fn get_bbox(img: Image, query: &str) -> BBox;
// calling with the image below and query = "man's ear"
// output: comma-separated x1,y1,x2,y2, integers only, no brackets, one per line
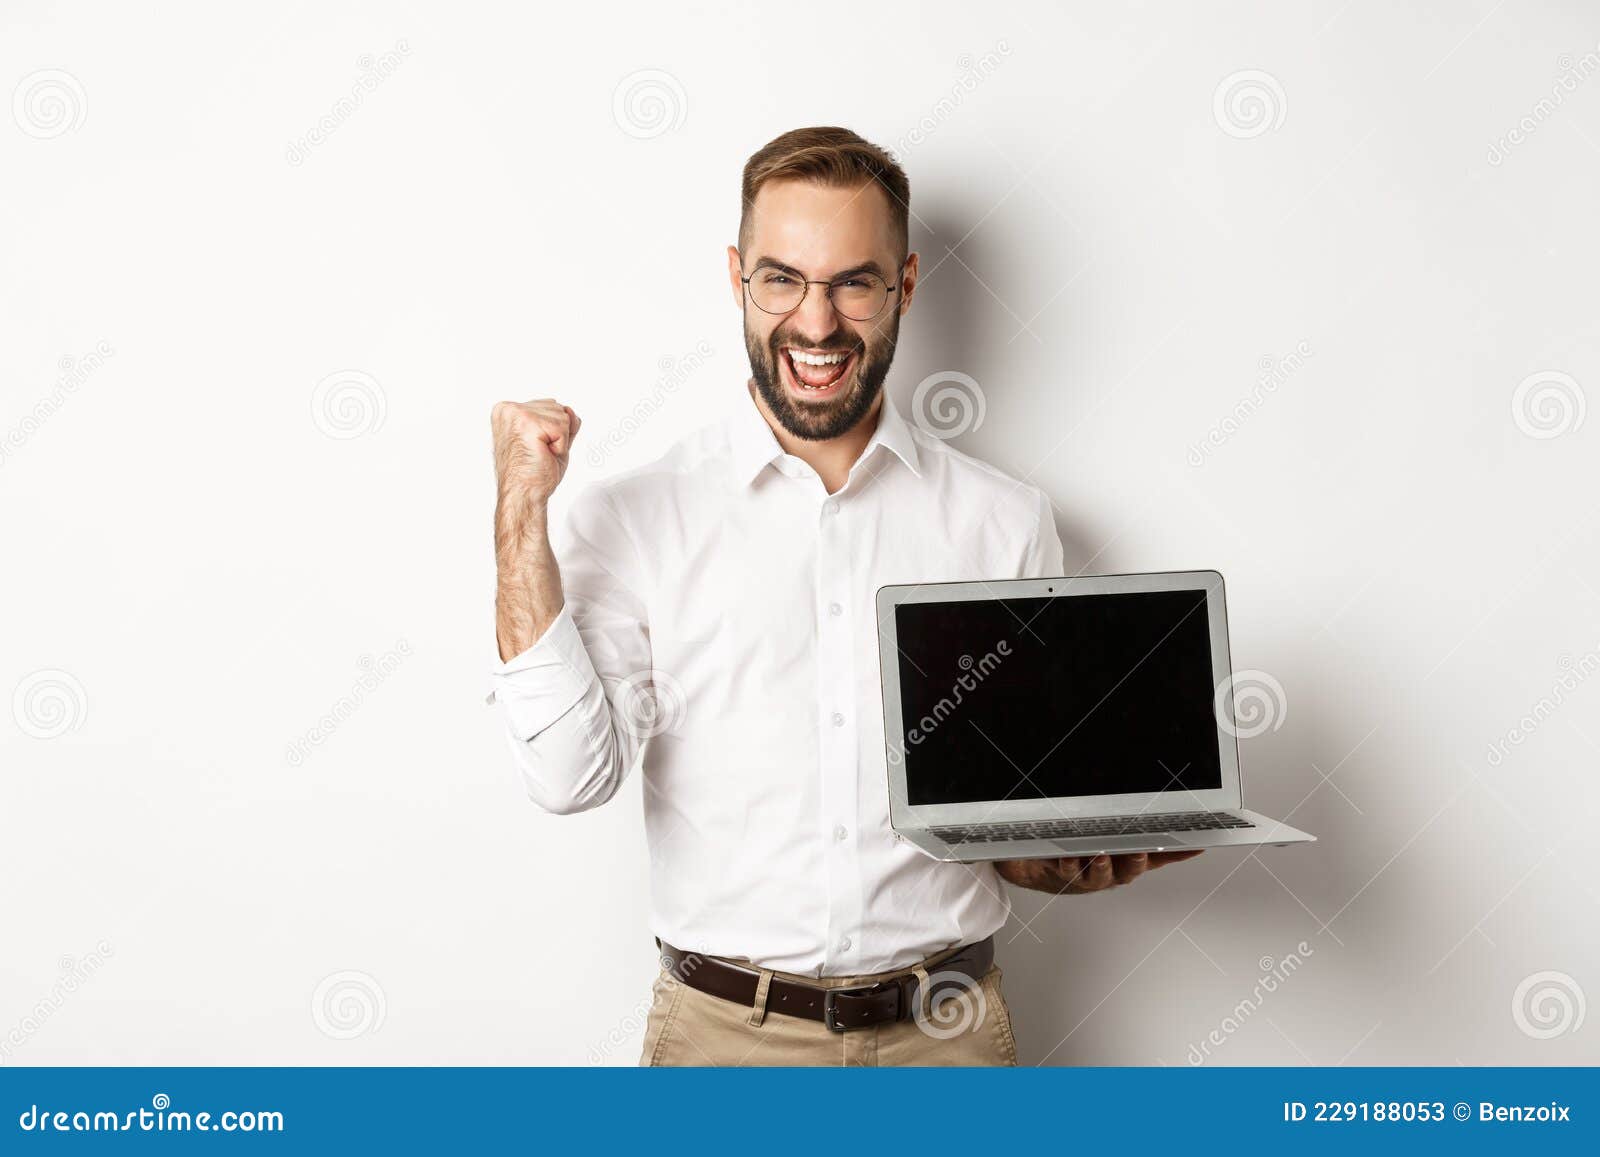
726,245,745,310
897,251,920,316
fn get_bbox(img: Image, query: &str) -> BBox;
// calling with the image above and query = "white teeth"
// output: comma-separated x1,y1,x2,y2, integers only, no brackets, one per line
789,349,847,366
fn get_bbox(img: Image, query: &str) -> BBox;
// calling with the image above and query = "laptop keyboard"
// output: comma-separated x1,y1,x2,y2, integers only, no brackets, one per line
930,810,1254,844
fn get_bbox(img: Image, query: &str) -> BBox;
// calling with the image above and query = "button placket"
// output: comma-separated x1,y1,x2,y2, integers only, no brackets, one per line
816,491,862,974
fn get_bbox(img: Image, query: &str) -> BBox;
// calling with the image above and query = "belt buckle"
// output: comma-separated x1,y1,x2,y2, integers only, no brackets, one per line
822,981,898,1033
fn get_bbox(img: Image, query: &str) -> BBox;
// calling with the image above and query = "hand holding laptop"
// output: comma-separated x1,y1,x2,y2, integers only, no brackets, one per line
995,849,1205,895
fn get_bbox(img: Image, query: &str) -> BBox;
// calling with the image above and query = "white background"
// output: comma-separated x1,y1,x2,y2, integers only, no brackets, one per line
3,0,1596,1066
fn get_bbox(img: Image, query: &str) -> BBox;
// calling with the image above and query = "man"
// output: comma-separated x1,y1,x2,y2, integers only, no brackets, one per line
488,126,1201,1066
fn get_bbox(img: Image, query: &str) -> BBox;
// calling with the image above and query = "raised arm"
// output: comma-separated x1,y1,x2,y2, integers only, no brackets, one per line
489,399,649,814
493,399,578,660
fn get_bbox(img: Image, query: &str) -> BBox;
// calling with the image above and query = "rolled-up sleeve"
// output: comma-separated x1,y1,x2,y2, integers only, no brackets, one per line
487,486,650,815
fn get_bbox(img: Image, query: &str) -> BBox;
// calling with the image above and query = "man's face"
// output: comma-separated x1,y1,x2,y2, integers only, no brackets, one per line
728,179,918,441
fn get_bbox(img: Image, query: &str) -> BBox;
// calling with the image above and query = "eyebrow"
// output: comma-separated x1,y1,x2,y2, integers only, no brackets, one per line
750,256,890,281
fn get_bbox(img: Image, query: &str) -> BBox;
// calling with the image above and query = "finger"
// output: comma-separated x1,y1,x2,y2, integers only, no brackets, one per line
1078,854,1115,891
540,415,572,457
1045,857,1086,894
1111,851,1149,885
1147,849,1205,870
564,405,581,439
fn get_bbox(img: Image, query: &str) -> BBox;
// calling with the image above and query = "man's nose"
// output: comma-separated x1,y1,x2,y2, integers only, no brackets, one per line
793,281,842,337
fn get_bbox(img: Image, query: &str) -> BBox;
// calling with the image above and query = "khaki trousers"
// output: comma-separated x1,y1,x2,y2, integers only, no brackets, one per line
638,944,1019,1067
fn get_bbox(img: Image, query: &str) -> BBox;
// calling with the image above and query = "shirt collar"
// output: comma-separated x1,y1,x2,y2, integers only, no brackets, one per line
729,388,922,488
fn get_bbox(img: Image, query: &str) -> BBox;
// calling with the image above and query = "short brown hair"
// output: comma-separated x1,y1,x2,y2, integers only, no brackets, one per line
739,126,910,259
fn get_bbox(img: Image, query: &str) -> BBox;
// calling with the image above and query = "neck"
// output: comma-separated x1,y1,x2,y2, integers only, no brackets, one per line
749,382,881,495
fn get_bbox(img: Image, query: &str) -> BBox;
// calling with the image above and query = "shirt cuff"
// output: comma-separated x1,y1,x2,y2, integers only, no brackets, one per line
484,604,600,740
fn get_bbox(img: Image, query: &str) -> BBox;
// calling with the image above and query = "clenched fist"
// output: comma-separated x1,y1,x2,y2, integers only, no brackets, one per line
491,400,580,660
492,399,582,509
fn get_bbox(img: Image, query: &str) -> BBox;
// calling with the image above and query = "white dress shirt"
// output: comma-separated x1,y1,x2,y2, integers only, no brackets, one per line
489,390,1064,976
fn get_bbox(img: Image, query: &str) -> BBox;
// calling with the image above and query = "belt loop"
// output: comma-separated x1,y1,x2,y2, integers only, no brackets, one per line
911,965,932,1021
747,969,775,1027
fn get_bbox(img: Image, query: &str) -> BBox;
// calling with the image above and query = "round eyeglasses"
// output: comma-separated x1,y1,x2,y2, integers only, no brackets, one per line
741,265,899,322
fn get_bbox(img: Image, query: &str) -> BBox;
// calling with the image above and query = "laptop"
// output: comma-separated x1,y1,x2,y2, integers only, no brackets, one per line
876,570,1315,862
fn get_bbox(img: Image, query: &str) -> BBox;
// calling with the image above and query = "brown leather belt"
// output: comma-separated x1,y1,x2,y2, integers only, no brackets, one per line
656,936,994,1032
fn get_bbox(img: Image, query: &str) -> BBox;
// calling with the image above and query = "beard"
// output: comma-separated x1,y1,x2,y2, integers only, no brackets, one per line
745,312,899,442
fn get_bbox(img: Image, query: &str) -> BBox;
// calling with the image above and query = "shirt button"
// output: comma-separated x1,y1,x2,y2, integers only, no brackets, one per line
839,937,852,952
831,712,845,727
833,824,848,842
823,500,839,516
828,602,843,617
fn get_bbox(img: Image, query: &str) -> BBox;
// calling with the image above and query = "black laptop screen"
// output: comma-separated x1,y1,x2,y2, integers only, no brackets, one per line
893,589,1224,805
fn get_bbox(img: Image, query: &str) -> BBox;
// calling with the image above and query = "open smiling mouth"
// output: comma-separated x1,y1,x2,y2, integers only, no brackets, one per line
780,346,858,398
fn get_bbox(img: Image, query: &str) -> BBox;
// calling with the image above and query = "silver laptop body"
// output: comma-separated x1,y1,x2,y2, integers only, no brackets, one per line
876,570,1315,862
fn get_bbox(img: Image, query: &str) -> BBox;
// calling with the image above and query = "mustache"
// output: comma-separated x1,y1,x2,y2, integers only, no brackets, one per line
768,332,862,356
